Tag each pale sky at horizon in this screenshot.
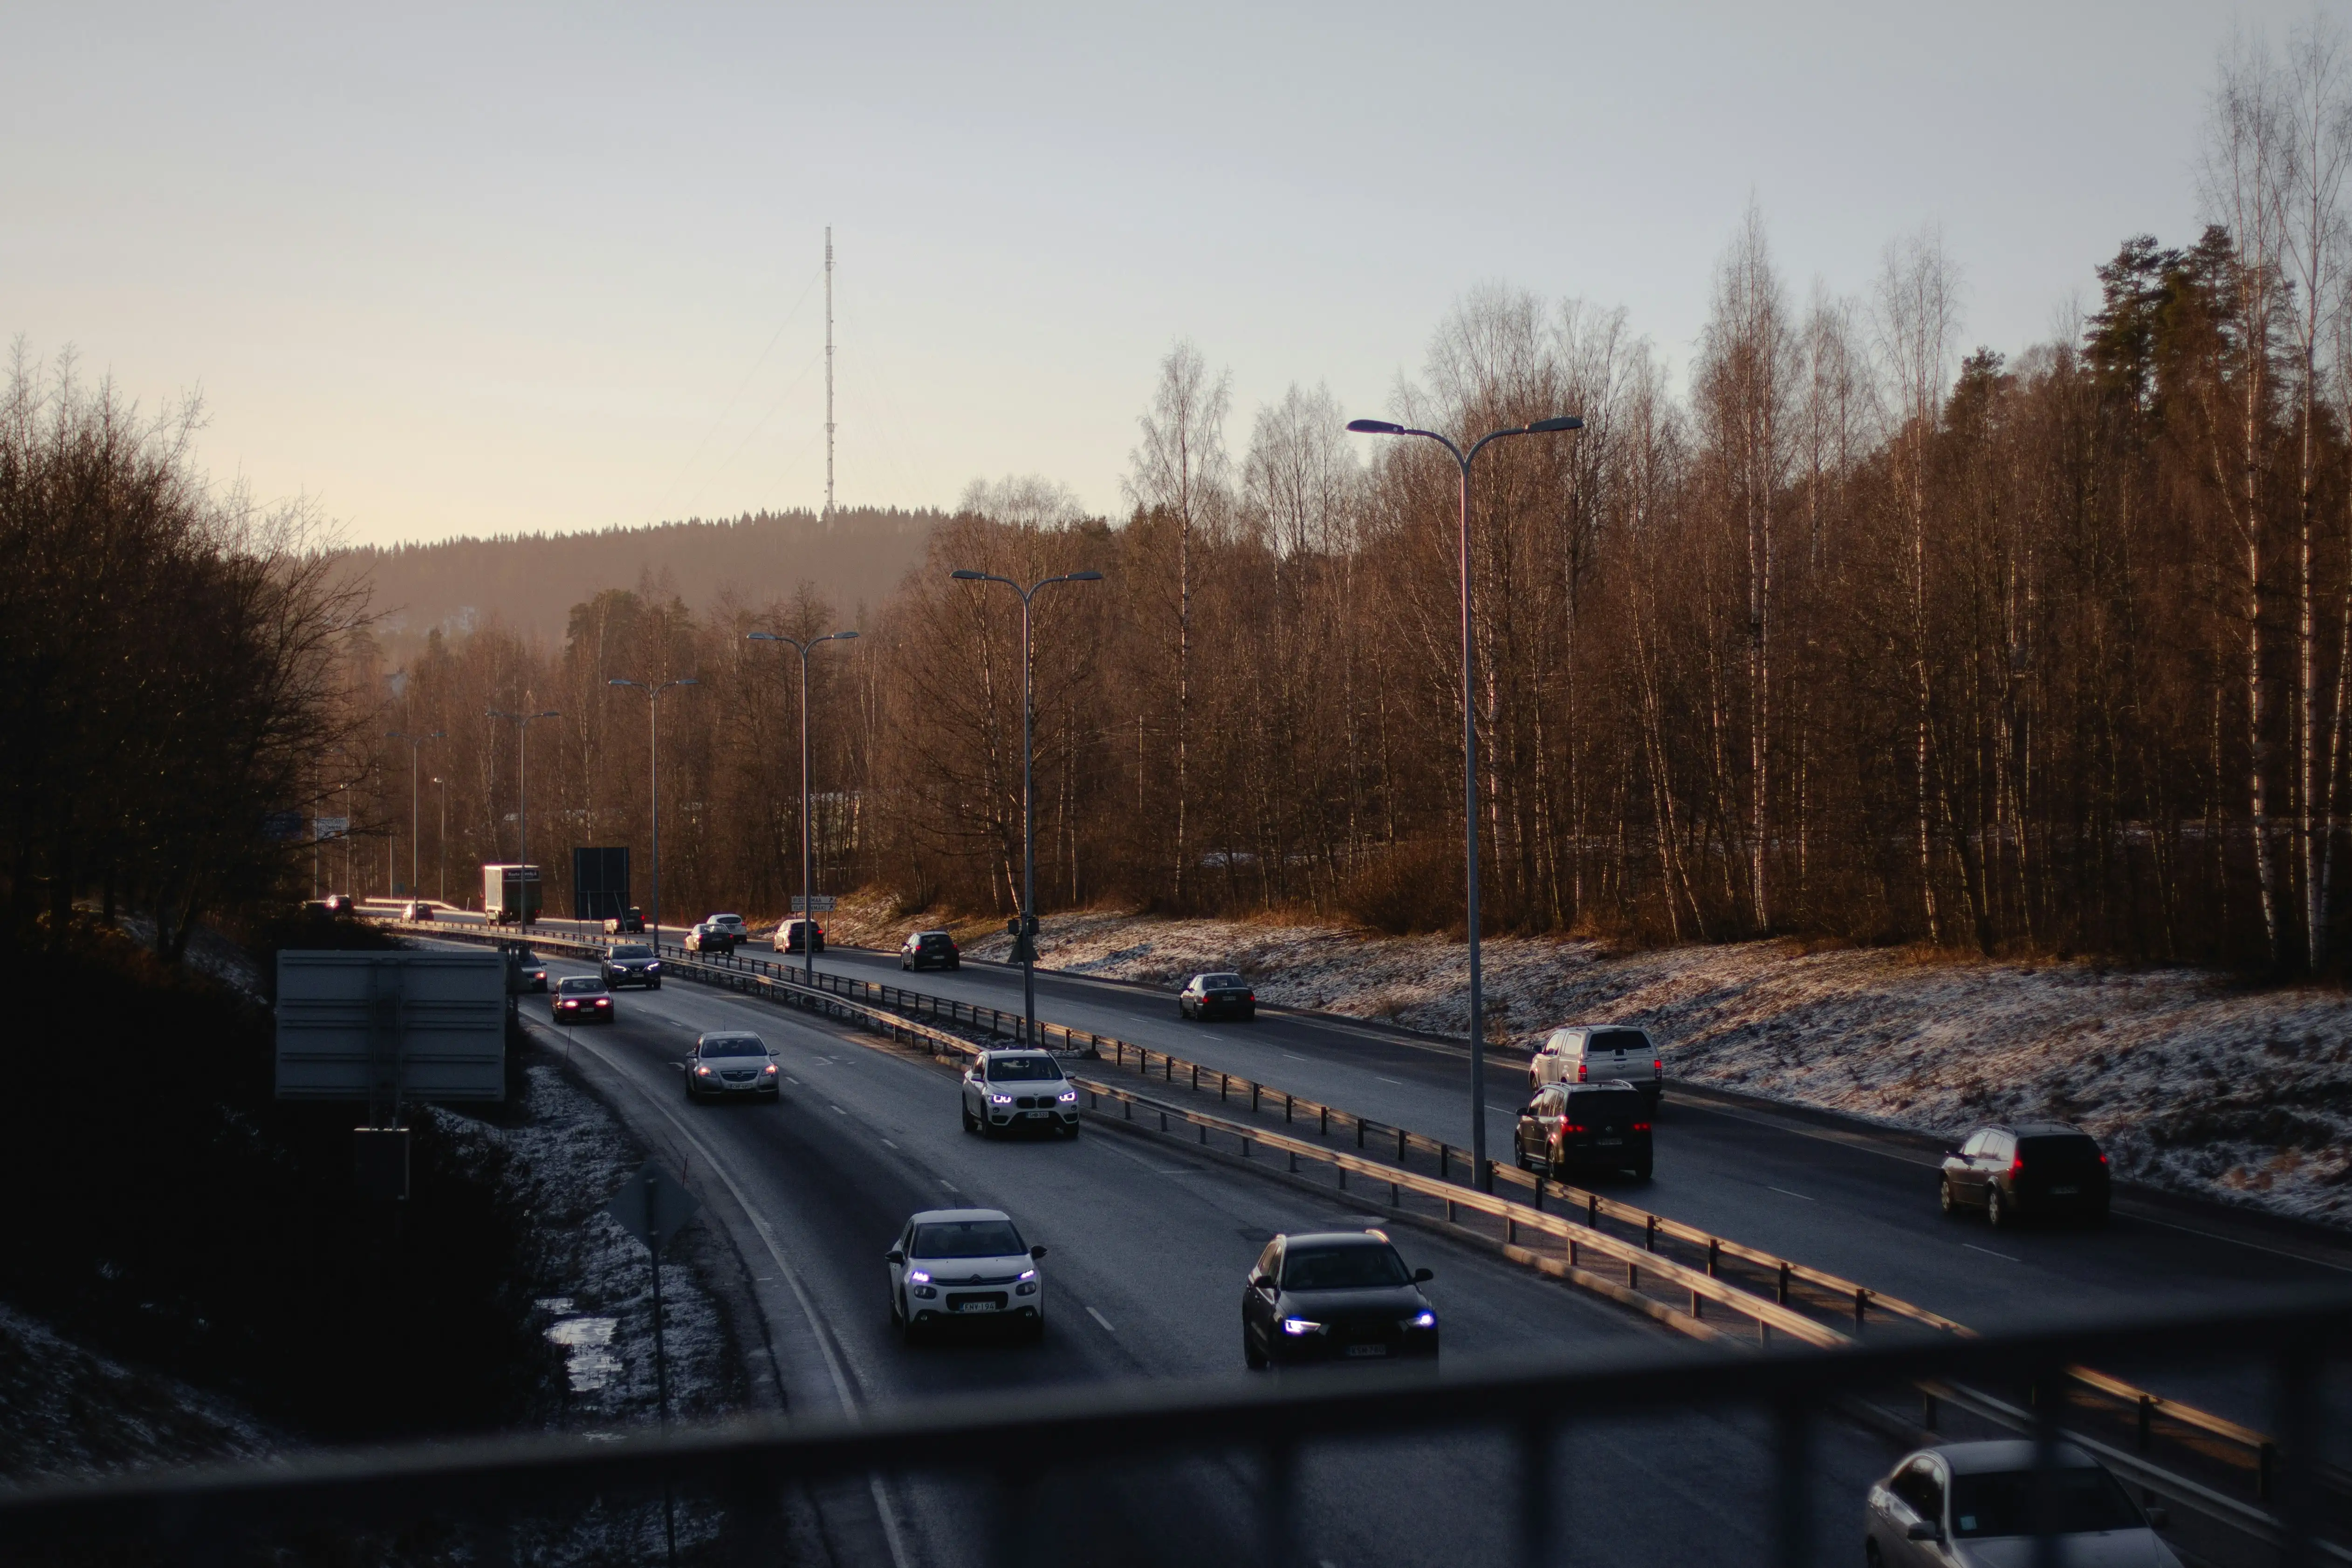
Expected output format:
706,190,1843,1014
1,2,2321,549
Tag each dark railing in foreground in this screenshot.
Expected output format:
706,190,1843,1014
2,1293,2345,1566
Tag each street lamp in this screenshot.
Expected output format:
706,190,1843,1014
387,730,445,903
608,678,698,943
948,567,1104,1043
485,708,561,865
430,775,448,904
1346,413,1583,1190
747,632,857,984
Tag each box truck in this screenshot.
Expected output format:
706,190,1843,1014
482,863,542,925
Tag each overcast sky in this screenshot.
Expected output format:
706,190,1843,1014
0,2,2317,547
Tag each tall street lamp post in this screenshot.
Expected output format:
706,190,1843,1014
747,631,858,985
431,776,448,904
948,568,1104,1043
485,708,561,866
1346,414,1583,1189
387,730,444,901
608,679,698,944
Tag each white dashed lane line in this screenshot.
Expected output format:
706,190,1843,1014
1086,1306,1116,1334
1964,1243,2021,1263
1767,1185,1817,1202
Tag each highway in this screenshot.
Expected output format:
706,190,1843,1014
452,935,1904,1568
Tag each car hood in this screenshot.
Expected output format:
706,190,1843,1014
1955,1530,2175,1568
908,1253,1035,1285
1274,1285,1429,1318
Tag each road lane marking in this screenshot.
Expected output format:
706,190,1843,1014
1281,1052,1307,1060
1377,1076,1404,1084
1964,1243,2021,1263
880,1138,898,1149
1767,1185,1817,1202
1086,1306,1116,1334
831,1104,848,1115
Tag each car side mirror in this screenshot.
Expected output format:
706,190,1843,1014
885,1249,905,1266
1251,1273,1274,1290
1905,1520,1940,1543
1030,1245,1048,1260
1518,1104,1537,1117
1413,1267,1433,1283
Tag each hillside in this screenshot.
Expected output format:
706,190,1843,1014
340,507,942,657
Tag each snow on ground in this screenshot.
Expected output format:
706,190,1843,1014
0,1301,278,1481
942,908,2352,1229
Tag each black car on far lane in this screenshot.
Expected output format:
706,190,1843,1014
1178,972,1255,1021
1513,1082,1653,1180
899,929,960,971
1939,1122,2111,1228
1241,1231,1438,1369
602,942,662,989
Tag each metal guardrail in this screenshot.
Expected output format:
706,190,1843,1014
3,1291,2346,1568
391,919,2311,1510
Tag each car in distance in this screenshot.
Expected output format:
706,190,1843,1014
899,929,960,971
1178,972,1256,1021
399,899,435,921
960,1049,1080,1137
512,947,549,992
776,917,825,955
1531,1025,1662,1109
602,942,662,989
1241,1230,1437,1369
1865,1440,2176,1568
1513,1082,1653,1180
321,893,357,916
684,1031,779,1102
684,921,737,955
1940,1122,2111,1228
550,974,614,1022
885,1208,1047,1342
603,906,645,935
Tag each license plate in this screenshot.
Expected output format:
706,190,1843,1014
2052,1185,2079,1196
956,1301,999,1314
1598,1137,1623,1146
1344,1343,1389,1358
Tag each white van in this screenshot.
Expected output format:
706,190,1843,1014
1530,1026,1661,1108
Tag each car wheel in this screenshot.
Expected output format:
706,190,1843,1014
1632,1159,1653,1181
949,960,960,970
1865,1540,1883,1568
890,1290,905,1329
1987,1186,2010,1229
962,1104,979,1134
1244,1330,1269,1371
651,980,661,990
1062,1122,1080,1139
1940,1178,1958,1217
900,1309,922,1346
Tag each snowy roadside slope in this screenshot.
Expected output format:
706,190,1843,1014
0,1302,276,1481
965,911,2352,1228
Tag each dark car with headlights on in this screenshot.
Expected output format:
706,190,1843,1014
506,946,549,993
1179,972,1256,1021
684,1031,778,1102
1241,1230,1437,1369
550,975,614,1023
899,929,960,971
601,942,662,989
1939,1122,2111,1228
1514,1082,1653,1180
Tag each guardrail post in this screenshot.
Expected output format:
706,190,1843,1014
1587,1193,1598,1229
1690,1286,1701,1319
1777,1262,1792,1306
1390,1179,1400,1207
1166,1055,1174,1083
1923,1391,1940,1431
1317,1105,1328,1135
1220,1071,1228,1101
1439,1145,1449,1181
1193,1064,1200,1091
1531,1178,1544,1213
1645,1215,1658,1253
1568,1236,1579,1268
1287,1150,1297,1173
1251,1083,1261,1113
1283,1093,1292,1123
1505,1213,1516,1245
1853,1289,1868,1329
1707,1238,1721,1278
1397,1128,1407,1162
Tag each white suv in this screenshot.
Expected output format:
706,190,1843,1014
885,1208,1047,1341
961,1049,1081,1138
1531,1025,1662,1108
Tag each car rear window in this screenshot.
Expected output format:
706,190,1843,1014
2018,1136,2103,1169
918,933,953,945
700,1036,765,1057
1282,1244,1410,1290
1949,1467,2139,1539
558,977,605,994
1567,1087,1644,1111
913,1219,1026,1259
987,1055,1064,1082
1203,974,1244,988
1587,1029,1649,1052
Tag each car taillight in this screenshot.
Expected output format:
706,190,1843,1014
1561,1123,1587,1135
1577,1063,1588,1082
2009,1155,2025,1177
2098,1152,2109,1164
1633,1122,1651,1132
1653,1058,1662,1075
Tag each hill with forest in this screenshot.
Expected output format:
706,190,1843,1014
339,508,942,659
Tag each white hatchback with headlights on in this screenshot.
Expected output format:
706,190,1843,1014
886,1209,1047,1342
960,1049,1081,1138
683,1031,780,1102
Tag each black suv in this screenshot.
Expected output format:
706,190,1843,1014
1514,1082,1653,1180
1940,1122,2111,1227
899,930,960,971
602,942,662,989
1241,1231,1437,1369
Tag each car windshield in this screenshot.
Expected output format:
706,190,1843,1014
1201,974,1244,988
1588,1028,1649,1052
700,1035,765,1057
610,944,651,959
2018,1135,2103,1169
987,1056,1064,1082
558,977,605,994
912,1219,1026,1259
1282,1244,1411,1290
1950,1468,2141,1539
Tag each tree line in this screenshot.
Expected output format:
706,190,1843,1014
344,32,2352,973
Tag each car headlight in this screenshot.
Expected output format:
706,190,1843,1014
989,1092,1014,1105
1057,1089,1077,1102
761,1064,777,1076
1281,1317,1326,1336
1407,1311,1437,1330
907,1269,931,1284
694,1066,713,1076
1016,1280,1038,1295
1018,1268,1037,1282
646,962,659,971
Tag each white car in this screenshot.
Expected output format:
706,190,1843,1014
885,1208,1047,1341
960,1049,1080,1138
1865,1440,2179,1568
684,921,737,954
684,1031,778,1102
400,900,434,921
1531,1025,1662,1109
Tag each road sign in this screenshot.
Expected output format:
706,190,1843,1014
275,950,507,1102
607,1163,699,1253
314,815,350,839
262,810,306,842
791,895,837,912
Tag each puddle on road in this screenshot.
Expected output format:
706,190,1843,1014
539,1300,620,1392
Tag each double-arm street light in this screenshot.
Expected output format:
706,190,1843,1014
485,708,561,865
608,678,699,942
1346,413,1584,1189
747,631,857,985
386,730,445,902
949,567,1104,1043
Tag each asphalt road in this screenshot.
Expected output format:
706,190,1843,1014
468,938,1906,1568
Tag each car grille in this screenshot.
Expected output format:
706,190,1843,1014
721,1070,758,1082
1015,1095,1048,1109
946,1292,1009,1312
1330,1314,1403,1346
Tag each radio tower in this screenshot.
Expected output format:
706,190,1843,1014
823,226,835,520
